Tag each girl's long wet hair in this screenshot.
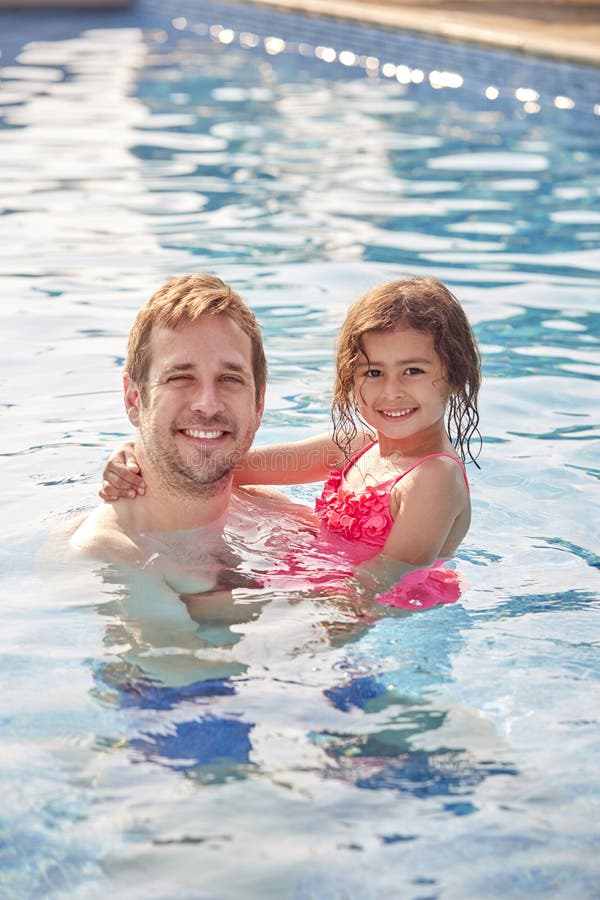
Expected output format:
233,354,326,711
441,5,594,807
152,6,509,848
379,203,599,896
332,277,482,465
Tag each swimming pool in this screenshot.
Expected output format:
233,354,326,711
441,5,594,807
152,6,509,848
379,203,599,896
1,0,599,896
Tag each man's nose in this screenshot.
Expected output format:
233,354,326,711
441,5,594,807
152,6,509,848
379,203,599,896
189,381,224,416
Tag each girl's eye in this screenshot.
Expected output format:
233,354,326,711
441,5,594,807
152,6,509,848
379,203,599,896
405,367,423,376
365,368,382,378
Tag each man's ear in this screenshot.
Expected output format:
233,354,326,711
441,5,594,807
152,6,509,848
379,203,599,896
123,373,142,427
255,384,266,423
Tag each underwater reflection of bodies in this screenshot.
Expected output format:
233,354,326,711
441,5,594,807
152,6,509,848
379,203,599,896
89,497,362,783
93,575,362,785
92,544,515,809
312,608,517,812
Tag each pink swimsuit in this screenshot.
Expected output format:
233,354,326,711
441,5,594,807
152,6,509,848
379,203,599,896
315,444,469,548
313,444,469,609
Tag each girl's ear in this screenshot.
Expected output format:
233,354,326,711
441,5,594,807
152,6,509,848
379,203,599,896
442,372,456,393
123,373,142,427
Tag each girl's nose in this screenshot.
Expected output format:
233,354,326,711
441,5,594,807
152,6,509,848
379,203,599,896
382,377,405,400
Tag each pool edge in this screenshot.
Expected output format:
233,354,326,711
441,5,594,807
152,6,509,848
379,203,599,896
234,0,600,67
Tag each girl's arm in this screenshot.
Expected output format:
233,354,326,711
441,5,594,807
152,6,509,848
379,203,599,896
356,457,469,591
100,431,371,500
98,435,342,499
100,441,144,500
232,433,345,486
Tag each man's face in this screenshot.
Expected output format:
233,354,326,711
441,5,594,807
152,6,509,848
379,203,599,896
125,315,264,497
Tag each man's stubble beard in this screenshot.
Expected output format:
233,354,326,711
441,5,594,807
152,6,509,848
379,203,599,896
140,419,256,499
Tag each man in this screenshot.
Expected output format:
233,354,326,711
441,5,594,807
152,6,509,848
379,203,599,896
70,273,310,581
63,273,365,702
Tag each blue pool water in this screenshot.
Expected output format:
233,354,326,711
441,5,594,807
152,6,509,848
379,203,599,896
1,1,599,897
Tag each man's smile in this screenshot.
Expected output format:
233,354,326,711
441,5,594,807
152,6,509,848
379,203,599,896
181,427,226,440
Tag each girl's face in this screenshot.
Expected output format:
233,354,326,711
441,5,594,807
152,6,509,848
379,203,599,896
353,326,450,447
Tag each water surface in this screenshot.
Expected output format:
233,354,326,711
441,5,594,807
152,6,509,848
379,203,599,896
1,1,599,897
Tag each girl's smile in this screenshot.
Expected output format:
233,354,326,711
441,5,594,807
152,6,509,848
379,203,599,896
378,407,416,418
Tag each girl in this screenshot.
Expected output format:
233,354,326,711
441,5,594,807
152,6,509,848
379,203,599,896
102,277,481,604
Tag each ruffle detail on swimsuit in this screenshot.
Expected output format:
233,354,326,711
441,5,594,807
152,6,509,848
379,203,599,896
315,470,394,548
375,562,464,610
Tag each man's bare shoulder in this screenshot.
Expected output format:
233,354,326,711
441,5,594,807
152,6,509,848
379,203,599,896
68,504,140,564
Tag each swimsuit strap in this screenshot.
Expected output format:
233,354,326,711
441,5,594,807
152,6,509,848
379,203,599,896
343,445,469,492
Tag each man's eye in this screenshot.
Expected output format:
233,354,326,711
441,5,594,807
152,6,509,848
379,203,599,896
222,374,243,384
167,375,192,383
